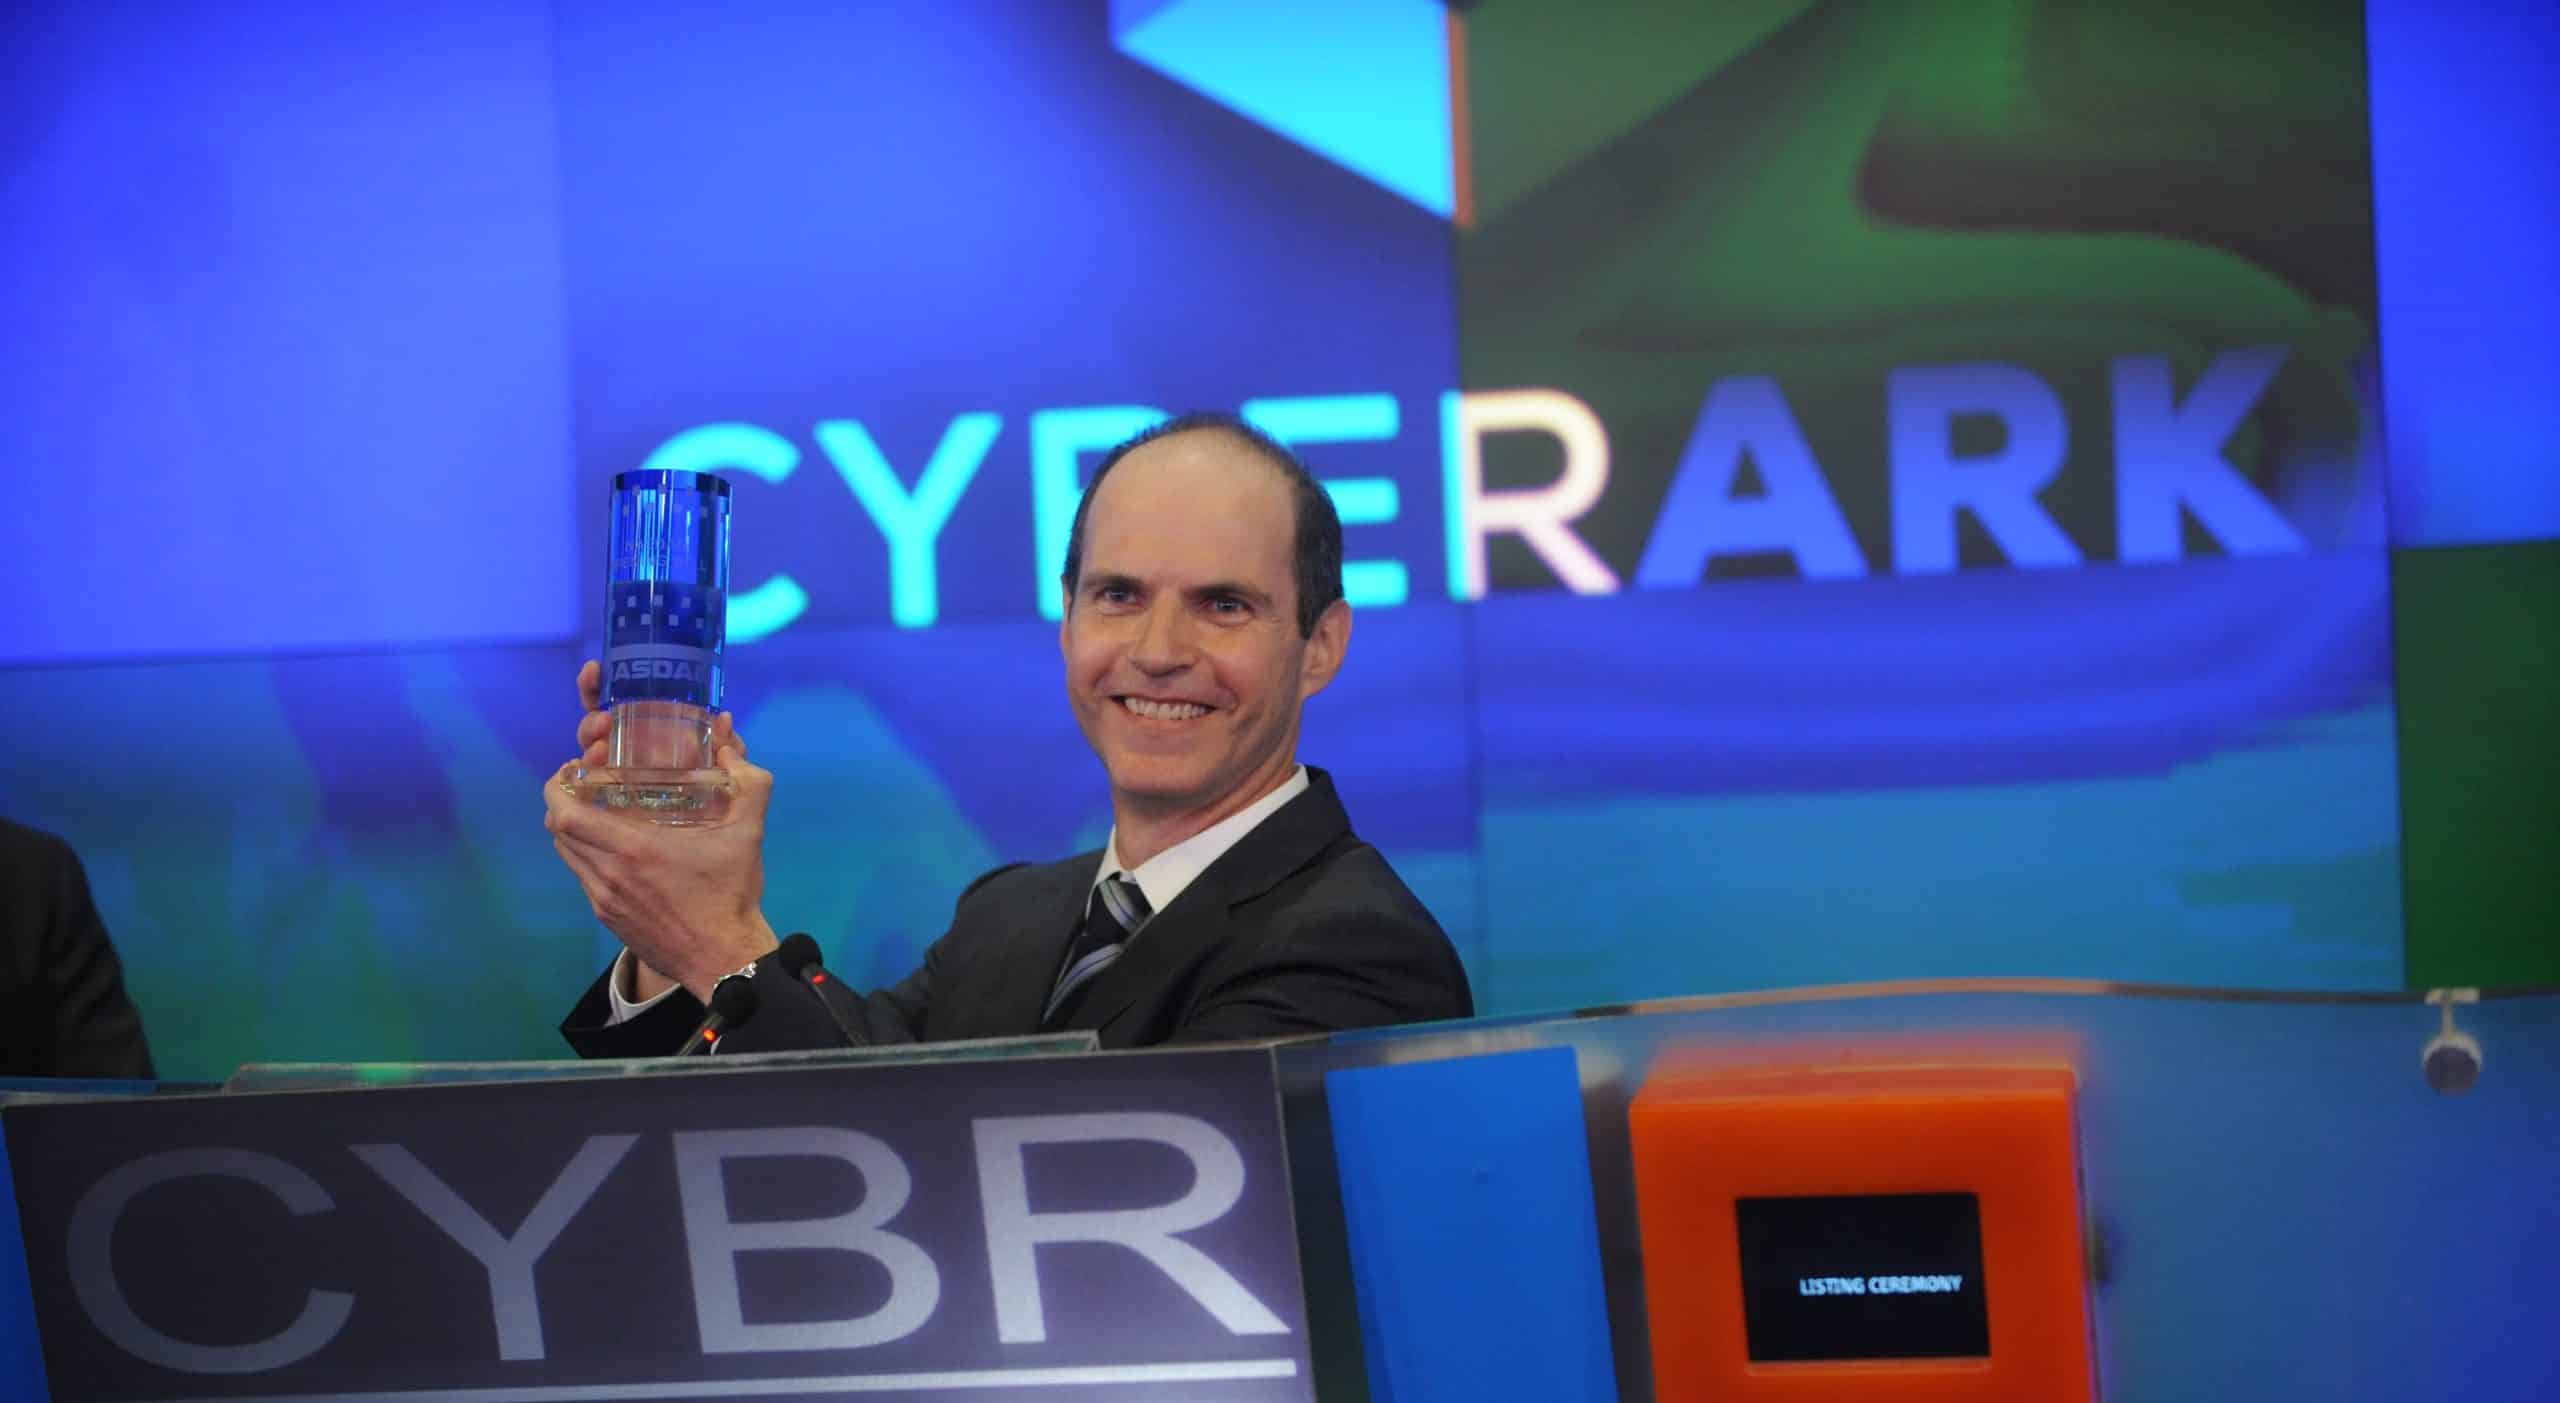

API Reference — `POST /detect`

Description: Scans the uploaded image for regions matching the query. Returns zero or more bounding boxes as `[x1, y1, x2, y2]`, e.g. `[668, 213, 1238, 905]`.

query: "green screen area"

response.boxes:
[2395, 540, 2560, 987]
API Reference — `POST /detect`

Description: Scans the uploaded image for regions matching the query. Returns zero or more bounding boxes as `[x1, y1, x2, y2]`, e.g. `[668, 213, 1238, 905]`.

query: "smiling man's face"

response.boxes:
[1060, 429, 1348, 837]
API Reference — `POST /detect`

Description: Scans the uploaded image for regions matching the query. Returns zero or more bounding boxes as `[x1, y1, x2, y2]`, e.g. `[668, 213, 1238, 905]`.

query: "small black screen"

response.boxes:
[1734, 1193, 1991, 1362]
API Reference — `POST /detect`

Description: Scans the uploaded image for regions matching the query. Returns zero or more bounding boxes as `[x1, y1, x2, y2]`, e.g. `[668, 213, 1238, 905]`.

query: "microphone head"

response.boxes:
[707, 975, 761, 1028]
[774, 932, 825, 978]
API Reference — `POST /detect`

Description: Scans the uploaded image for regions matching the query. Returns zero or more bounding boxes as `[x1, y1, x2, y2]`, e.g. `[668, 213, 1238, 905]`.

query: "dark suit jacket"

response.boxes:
[562, 768, 1472, 1056]
[0, 819, 155, 1079]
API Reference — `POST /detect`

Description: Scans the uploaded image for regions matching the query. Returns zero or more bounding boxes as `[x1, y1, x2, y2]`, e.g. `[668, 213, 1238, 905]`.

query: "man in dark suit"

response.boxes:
[546, 413, 1472, 1054]
[0, 819, 155, 1078]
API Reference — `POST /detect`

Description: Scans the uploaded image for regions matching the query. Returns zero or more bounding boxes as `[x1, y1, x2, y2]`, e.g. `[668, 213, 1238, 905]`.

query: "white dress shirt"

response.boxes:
[605, 765, 1310, 1024]
[1092, 764, 1307, 925]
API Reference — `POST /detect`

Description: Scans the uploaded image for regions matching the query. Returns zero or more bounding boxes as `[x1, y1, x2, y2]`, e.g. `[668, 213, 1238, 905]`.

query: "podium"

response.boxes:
[8, 982, 2559, 1402]
[1280, 981, 2560, 1402]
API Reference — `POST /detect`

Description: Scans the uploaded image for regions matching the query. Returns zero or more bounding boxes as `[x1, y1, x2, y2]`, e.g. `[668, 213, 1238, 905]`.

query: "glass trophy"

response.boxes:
[563, 469, 735, 823]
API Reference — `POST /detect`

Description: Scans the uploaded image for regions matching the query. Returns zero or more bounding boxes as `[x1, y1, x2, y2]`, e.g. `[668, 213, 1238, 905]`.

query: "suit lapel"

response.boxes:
[1068, 769, 1354, 1039]
[957, 855, 1092, 1039]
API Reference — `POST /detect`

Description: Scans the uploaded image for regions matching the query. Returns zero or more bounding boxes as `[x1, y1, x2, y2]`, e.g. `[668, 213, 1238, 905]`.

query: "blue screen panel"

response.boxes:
[549, 0, 1458, 639]
[0, 641, 607, 1080]
[1472, 554, 2404, 1012]
[2369, 0, 2560, 546]
[1327, 1047, 1616, 1403]
[0, 0, 579, 664]
[1113, 0, 1456, 217]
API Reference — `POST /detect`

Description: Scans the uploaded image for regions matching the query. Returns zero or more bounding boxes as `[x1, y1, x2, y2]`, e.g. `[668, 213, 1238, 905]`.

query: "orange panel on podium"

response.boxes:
[1629, 1063, 2094, 1402]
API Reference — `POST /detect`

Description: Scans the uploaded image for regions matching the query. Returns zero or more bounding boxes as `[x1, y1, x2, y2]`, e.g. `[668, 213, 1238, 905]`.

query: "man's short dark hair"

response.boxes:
[1059, 411, 1345, 638]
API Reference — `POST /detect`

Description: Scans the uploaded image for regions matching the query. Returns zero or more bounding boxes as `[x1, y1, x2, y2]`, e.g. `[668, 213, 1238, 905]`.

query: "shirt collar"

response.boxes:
[1095, 765, 1310, 918]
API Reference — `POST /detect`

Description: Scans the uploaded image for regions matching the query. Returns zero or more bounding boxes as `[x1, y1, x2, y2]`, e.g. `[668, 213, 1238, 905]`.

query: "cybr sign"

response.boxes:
[4, 1049, 1311, 1402]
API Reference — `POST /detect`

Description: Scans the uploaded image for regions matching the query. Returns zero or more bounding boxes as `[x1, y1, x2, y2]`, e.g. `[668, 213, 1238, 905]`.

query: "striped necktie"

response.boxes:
[1042, 874, 1151, 1029]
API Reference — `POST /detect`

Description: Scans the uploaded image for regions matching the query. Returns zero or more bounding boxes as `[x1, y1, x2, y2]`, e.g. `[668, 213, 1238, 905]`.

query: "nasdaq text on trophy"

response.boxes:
[564, 469, 735, 823]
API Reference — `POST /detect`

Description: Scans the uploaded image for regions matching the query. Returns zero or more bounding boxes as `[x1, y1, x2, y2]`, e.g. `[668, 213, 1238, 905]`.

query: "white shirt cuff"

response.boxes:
[604, 950, 686, 1025]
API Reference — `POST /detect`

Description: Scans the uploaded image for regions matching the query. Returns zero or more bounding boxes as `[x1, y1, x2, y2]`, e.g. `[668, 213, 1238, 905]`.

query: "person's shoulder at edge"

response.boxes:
[0, 816, 159, 1079]
[0, 814, 70, 866]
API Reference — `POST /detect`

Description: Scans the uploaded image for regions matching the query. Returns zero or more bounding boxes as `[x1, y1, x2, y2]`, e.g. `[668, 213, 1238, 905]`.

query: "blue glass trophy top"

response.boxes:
[570, 469, 737, 822]
[601, 469, 730, 713]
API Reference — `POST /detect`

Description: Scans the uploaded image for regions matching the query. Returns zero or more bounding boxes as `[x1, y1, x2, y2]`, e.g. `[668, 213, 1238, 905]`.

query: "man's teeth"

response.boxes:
[1121, 697, 1208, 721]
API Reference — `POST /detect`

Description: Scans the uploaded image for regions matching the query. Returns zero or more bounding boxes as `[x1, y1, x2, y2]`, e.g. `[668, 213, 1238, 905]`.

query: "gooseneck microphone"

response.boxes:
[774, 932, 868, 1048]
[677, 975, 761, 1056]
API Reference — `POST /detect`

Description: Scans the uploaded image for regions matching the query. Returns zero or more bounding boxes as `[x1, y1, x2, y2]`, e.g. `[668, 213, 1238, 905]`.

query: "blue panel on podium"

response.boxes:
[0, 1118, 48, 1401]
[1326, 1047, 1616, 1403]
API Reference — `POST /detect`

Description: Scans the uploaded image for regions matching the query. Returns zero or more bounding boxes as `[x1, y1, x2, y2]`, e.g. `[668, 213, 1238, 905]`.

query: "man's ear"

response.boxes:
[1298, 599, 1352, 699]
[1057, 579, 1075, 658]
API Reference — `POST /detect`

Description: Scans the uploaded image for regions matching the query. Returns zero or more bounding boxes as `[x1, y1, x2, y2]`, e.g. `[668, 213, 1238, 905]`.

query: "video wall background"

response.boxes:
[3, 1, 2552, 1080]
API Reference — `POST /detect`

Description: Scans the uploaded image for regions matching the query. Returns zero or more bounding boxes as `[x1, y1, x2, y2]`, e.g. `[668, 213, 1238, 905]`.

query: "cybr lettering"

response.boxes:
[63, 1117, 1281, 1375]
